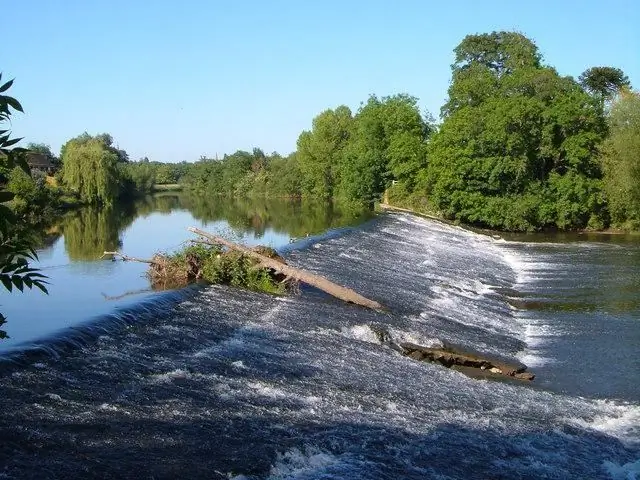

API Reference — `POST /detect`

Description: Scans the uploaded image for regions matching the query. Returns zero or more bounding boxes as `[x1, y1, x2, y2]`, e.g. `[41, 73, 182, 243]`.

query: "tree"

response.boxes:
[426, 32, 607, 231]
[0, 73, 48, 336]
[600, 90, 640, 227]
[579, 67, 631, 106]
[340, 95, 429, 204]
[296, 106, 353, 199]
[61, 133, 122, 204]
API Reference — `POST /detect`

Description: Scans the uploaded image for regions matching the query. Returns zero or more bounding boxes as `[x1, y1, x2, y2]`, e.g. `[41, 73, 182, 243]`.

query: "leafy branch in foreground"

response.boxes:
[0, 72, 49, 337]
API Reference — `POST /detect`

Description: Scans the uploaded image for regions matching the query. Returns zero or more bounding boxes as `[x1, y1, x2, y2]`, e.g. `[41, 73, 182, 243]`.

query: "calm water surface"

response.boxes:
[0, 195, 371, 350]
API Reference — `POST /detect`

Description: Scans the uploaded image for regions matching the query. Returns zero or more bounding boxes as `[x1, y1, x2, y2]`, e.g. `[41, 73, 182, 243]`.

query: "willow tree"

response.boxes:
[61, 133, 122, 204]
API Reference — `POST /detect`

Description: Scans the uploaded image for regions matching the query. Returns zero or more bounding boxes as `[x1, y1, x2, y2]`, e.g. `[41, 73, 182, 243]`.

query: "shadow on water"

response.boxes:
[1, 414, 634, 479]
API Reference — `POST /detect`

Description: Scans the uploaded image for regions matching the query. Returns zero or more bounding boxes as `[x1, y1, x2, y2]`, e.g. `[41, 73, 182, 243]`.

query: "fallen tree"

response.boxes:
[102, 227, 386, 311]
[188, 227, 386, 311]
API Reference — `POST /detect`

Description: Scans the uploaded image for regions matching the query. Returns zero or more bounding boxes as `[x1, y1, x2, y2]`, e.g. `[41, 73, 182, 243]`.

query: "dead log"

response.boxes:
[188, 227, 387, 311]
[399, 342, 533, 380]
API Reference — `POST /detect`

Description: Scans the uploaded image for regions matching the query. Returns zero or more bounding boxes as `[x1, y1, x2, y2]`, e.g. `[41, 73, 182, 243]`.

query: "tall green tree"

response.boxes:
[600, 90, 640, 227]
[61, 133, 124, 204]
[296, 106, 353, 199]
[579, 66, 631, 106]
[426, 32, 607, 231]
[0, 73, 48, 336]
[341, 94, 429, 203]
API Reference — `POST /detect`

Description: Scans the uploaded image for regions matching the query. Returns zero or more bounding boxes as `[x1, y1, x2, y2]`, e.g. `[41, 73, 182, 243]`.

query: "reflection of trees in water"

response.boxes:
[179, 195, 373, 238]
[133, 194, 183, 217]
[61, 203, 138, 261]
[39, 194, 370, 262]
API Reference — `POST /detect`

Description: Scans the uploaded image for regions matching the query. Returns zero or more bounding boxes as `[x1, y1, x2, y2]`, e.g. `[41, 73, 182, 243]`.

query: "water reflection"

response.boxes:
[0, 195, 372, 348]
[61, 204, 138, 261]
[181, 195, 372, 239]
[49, 195, 372, 261]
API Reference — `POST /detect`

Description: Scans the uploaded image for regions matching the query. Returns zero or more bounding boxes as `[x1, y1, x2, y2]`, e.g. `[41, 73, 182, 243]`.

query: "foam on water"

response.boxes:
[0, 213, 637, 479]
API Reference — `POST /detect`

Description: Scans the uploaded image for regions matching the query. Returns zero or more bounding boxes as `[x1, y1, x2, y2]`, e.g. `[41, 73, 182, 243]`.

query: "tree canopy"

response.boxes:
[600, 90, 640, 228]
[427, 31, 608, 231]
[61, 133, 126, 204]
[579, 66, 631, 105]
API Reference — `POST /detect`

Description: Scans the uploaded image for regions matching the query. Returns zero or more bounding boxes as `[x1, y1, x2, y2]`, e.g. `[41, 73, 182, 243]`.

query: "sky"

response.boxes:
[4, 0, 639, 163]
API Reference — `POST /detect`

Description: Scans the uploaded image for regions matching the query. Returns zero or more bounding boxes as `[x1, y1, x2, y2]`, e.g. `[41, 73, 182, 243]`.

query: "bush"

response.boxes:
[146, 244, 288, 294]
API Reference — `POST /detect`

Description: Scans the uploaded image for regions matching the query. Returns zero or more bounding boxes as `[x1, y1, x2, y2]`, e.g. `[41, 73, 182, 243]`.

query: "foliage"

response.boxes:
[600, 91, 640, 228]
[183, 149, 302, 198]
[148, 243, 287, 295]
[60, 133, 124, 204]
[579, 67, 631, 105]
[425, 31, 608, 231]
[119, 161, 155, 196]
[0, 73, 48, 334]
[341, 94, 431, 203]
[296, 106, 353, 199]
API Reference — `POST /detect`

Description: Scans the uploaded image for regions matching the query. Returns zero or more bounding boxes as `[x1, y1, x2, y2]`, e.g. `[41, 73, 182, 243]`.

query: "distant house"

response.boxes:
[26, 152, 54, 173]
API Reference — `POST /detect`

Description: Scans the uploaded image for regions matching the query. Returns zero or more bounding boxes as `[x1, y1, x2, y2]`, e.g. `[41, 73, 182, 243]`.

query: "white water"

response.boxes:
[0, 213, 637, 479]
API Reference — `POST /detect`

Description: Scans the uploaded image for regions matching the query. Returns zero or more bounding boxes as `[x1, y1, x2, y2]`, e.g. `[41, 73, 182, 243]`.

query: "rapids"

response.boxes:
[0, 212, 638, 479]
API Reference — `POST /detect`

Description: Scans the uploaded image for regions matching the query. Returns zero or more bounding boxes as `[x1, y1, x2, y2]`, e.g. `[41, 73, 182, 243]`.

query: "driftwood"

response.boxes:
[188, 227, 386, 311]
[369, 326, 534, 381]
[399, 342, 534, 381]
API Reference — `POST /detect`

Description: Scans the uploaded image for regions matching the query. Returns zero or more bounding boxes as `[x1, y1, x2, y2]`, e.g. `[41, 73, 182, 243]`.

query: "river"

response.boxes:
[0, 195, 372, 351]
[0, 198, 638, 479]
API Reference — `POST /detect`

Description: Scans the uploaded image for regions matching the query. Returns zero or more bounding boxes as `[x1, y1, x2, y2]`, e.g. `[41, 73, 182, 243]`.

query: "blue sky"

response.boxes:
[5, 0, 639, 162]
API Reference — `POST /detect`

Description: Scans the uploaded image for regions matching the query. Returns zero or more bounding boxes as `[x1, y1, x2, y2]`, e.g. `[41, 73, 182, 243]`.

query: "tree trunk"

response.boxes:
[188, 227, 387, 311]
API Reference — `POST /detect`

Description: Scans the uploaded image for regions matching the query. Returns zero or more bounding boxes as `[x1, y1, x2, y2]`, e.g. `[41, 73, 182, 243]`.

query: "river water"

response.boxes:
[0, 199, 638, 479]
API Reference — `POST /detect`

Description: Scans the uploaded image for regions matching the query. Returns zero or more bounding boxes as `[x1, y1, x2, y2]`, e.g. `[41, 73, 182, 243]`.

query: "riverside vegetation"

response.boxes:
[1, 31, 639, 322]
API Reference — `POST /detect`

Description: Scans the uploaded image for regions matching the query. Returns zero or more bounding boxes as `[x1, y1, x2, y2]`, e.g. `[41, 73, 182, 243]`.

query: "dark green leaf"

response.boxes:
[1, 276, 12, 292]
[0, 78, 14, 93]
[2, 96, 23, 113]
[12, 276, 23, 292]
[2, 137, 22, 148]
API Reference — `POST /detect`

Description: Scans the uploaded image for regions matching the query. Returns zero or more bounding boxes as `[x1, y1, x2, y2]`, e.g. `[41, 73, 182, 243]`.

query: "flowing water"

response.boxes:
[0, 203, 638, 479]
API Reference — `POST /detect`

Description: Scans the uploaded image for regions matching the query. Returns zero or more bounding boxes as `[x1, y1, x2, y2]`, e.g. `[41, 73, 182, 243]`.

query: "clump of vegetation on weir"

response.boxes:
[146, 244, 290, 294]
[106, 227, 386, 310]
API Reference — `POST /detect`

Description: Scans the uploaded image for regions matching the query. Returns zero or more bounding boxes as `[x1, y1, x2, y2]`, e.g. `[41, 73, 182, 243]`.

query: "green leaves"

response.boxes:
[600, 91, 640, 227]
[0, 72, 49, 328]
[427, 32, 608, 231]
[0, 240, 49, 294]
[0, 76, 14, 93]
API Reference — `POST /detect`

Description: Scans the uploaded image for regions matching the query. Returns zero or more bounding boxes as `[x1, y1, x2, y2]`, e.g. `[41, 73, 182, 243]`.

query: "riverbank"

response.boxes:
[380, 198, 640, 236]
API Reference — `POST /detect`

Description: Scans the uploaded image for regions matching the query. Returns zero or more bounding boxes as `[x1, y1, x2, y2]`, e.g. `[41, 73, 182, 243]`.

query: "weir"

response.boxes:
[0, 212, 637, 479]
